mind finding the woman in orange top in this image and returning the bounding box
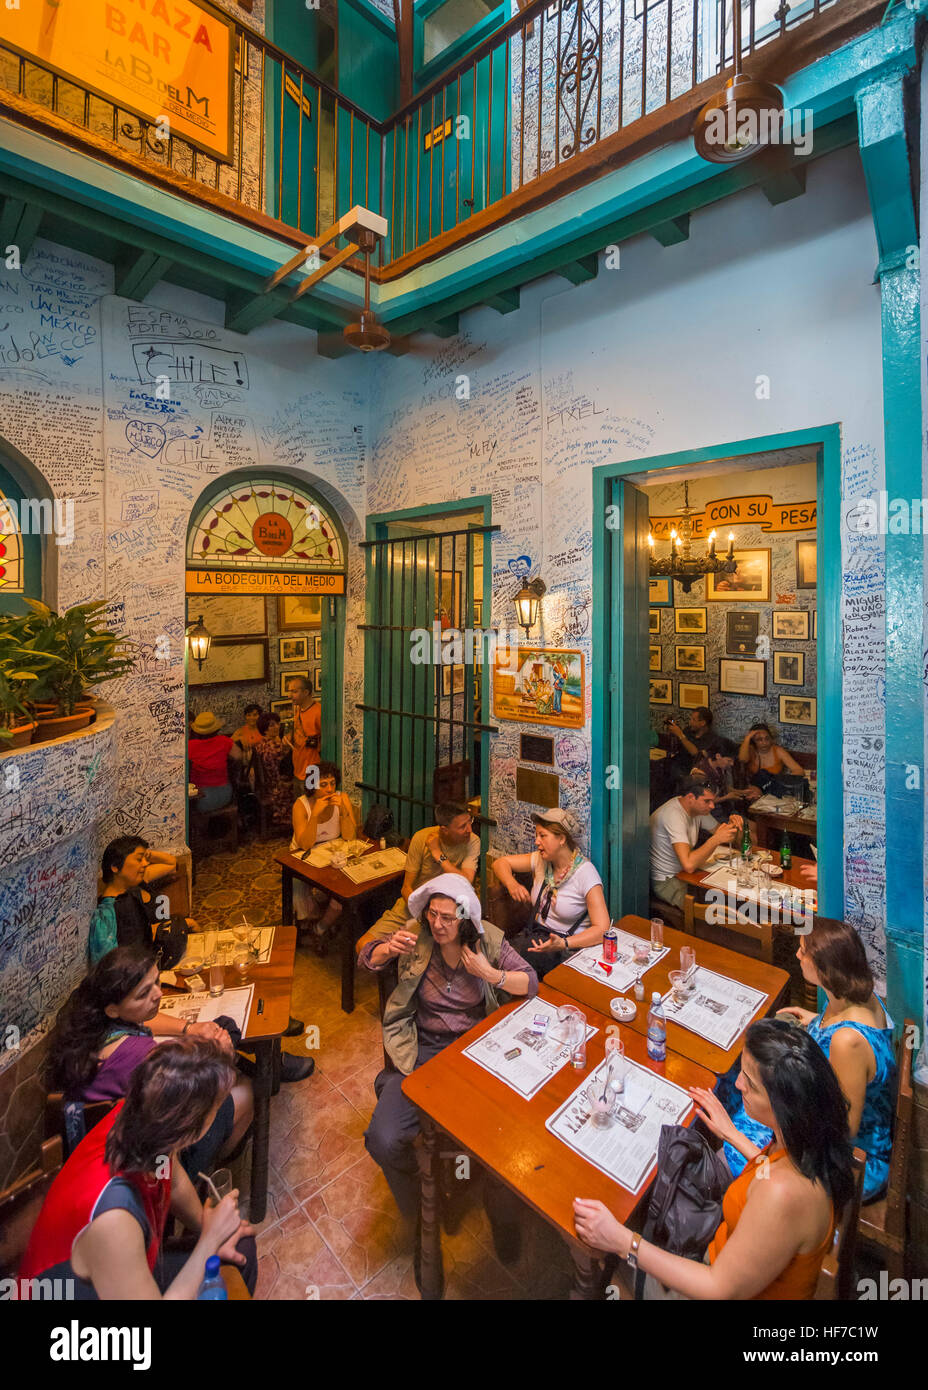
[738,721,803,794]
[573,1020,854,1299]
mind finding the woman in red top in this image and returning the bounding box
[21,1038,255,1299]
[188,711,241,813]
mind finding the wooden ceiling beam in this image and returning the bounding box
[650,214,691,246]
[114,249,173,301]
[0,197,42,264]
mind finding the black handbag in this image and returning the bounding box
[153,916,189,971]
[635,1124,731,1297]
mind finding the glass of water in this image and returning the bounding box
[209,954,225,997]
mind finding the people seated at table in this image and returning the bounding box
[737,722,804,796]
[715,917,895,1202]
[188,711,241,812]
[573,1019,853,1299]
[690,745,762,811]
[492,808,610,979]
[51,947,253,1181]
[20,1038,257,1299]
[355,801,480,955]
[253,712,293,832]
[666,707,733,782]
[649,778,742,910]
[359,876,537,1261]
[283,674,322,799]
[232,703,264,752]
[290,761,358,948]
[89,837,198,965]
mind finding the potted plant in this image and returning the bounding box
[12,600,136,742]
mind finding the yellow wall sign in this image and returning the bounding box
[650,495,816,540]
[186,570,346,595]
[2,0,234,162]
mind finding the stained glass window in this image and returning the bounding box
[0,491,24,594]
[187,480,345,572]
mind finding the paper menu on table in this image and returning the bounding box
[462,997,598,1100]
[563,931,669,992]
[661,967,767,1051]
[186,927,275,964]
[157,985,254,1035]
[546,1057,693,1193]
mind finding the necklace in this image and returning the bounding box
[433,949,464,995]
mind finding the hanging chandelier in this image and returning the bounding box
[648,482,738,593]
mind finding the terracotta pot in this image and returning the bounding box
[8,720,36,747]
[31,709,94,742]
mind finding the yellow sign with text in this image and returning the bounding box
[650,495,816,540]
[2,0,233,161]
[186,570,346,595]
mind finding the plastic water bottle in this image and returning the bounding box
[197,1255,227,1300]
[647,991,667,1062]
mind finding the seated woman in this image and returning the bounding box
[359,875,537,1252]
[188,711,241,813]
[491,808,610,978]
[232,703,264,755]
[716,916,895,1202]
[290,761,357,948]
[20,1038,257,1299]
[51,947,253,1181]
[573,1020,854,1299]
[89,837,198,966]
[737,722,804,796]
[253,711,294,832]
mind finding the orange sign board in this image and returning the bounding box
[186,570,346,596]
[650,495,816,540]
[2,0,234,162]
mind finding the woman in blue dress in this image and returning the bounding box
[715,916,895,1202]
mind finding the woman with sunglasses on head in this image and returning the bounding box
[20,1038,257,1299]
[492,808,610,979]
[359,875,537,1265]
[573,1020,854,1300]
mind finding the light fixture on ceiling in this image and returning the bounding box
[344,229,391,352]
[692,1,784,164]
[186,616,212,670]
[649,482,737,593]
[513,577,547,637]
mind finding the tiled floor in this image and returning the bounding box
[192,835,576,1301]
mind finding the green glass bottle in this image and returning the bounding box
[741,819,752,858]
[780,832,792,870]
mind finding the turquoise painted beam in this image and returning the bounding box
[855,71,918,260]
[485,286,521,313]
[113,249,173,301]
[426,314,460,337]
[759,149,808,206]
[555,253,599,285]
[225,286,295,335]
[0,196,42,262]
[649,214,690,246]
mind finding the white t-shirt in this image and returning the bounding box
[529,852,603,938]
[289,795,341,852]
[649,797,717,883]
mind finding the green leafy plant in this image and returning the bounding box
[0,621,58,743]
[8,600,137,716]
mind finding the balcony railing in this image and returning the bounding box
[0,0,883,278]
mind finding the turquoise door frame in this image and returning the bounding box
[592,425,843,924]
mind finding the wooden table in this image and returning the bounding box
[676,853,816,900]
[402,981,715,1300]
[275,845,404,1013]
[545,914,790,1076]
[748,805,817,850]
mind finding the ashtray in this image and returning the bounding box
[610,997,637,1022]
[176,957,204,976]
[765,866,783,877]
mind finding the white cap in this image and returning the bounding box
[652,991,662,1002]
[407,873,483,930]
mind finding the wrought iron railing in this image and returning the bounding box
[0,0,877,274]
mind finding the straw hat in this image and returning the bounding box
[191,711,223,736]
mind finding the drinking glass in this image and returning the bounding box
[207,1168,233,1207]
[233,947,251,982]
[555,1005,586,1068]
[605,1037,627,1096]
[209,955,225,998]
[633,937,651,967]
[680,945,696,981]
[231,915,251,948]
[203,930,217,961]
[649,917,664,952]
[586,1083,614,1128]
[669,970,688,1006]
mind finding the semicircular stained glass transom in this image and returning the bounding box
[188,480,345,572]
[0,492,24,594]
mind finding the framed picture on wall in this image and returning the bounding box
[192,594,267,637]
[812,610,817,640]
[649,678,672,705]
[726,611,760,656]
[675,645,705,672]
[473,599,483,625]
[492,647,585,729]
[441,665,466,696]
[780,695,817,726]
[649,609,661,634]
[674,607,707,634]
[277,596,322,630]
[435,572,462,628]
[706,548,771,602]
[679,682,709,710]
[649,645,662,671]
[280,669,309,697]
[648,577,673,607]
[313,666,323,696]
[772,610,809,640]
[796,539,817,589]
[313,634,322,660]
[270,699,292,718]
[718,657,767,697]
[773,651,805,686]
[278,636,308,663]
[189,637,268,687]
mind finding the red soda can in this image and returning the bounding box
[602,926,618,963]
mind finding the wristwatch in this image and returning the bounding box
[497,970,506,989]
[182,1021,191,1034]
[626,1235,641,1269]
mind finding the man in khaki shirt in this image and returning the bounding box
[356,802,479,953]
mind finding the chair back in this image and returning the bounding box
[0,1137,63,1276]
[883,1019,915,1239]
[45,1092,115,1159]
[683,890,773,964]
[814,1146,866,1300]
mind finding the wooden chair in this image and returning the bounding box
[45,1092,115,1159]
[649,894,684,936]
[814,1147,866,1299]
[222,1266,252,1300]
[190,802,239,858]
[857,1019,914,1279]
[0,1137,63,1277]
[484,856,533,939]
[684,889,773,964]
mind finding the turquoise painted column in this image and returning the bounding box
[855,69,923,1031]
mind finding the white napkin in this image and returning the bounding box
[621,1070,652,1116]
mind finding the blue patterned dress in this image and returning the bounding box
[718,999,896,1201]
